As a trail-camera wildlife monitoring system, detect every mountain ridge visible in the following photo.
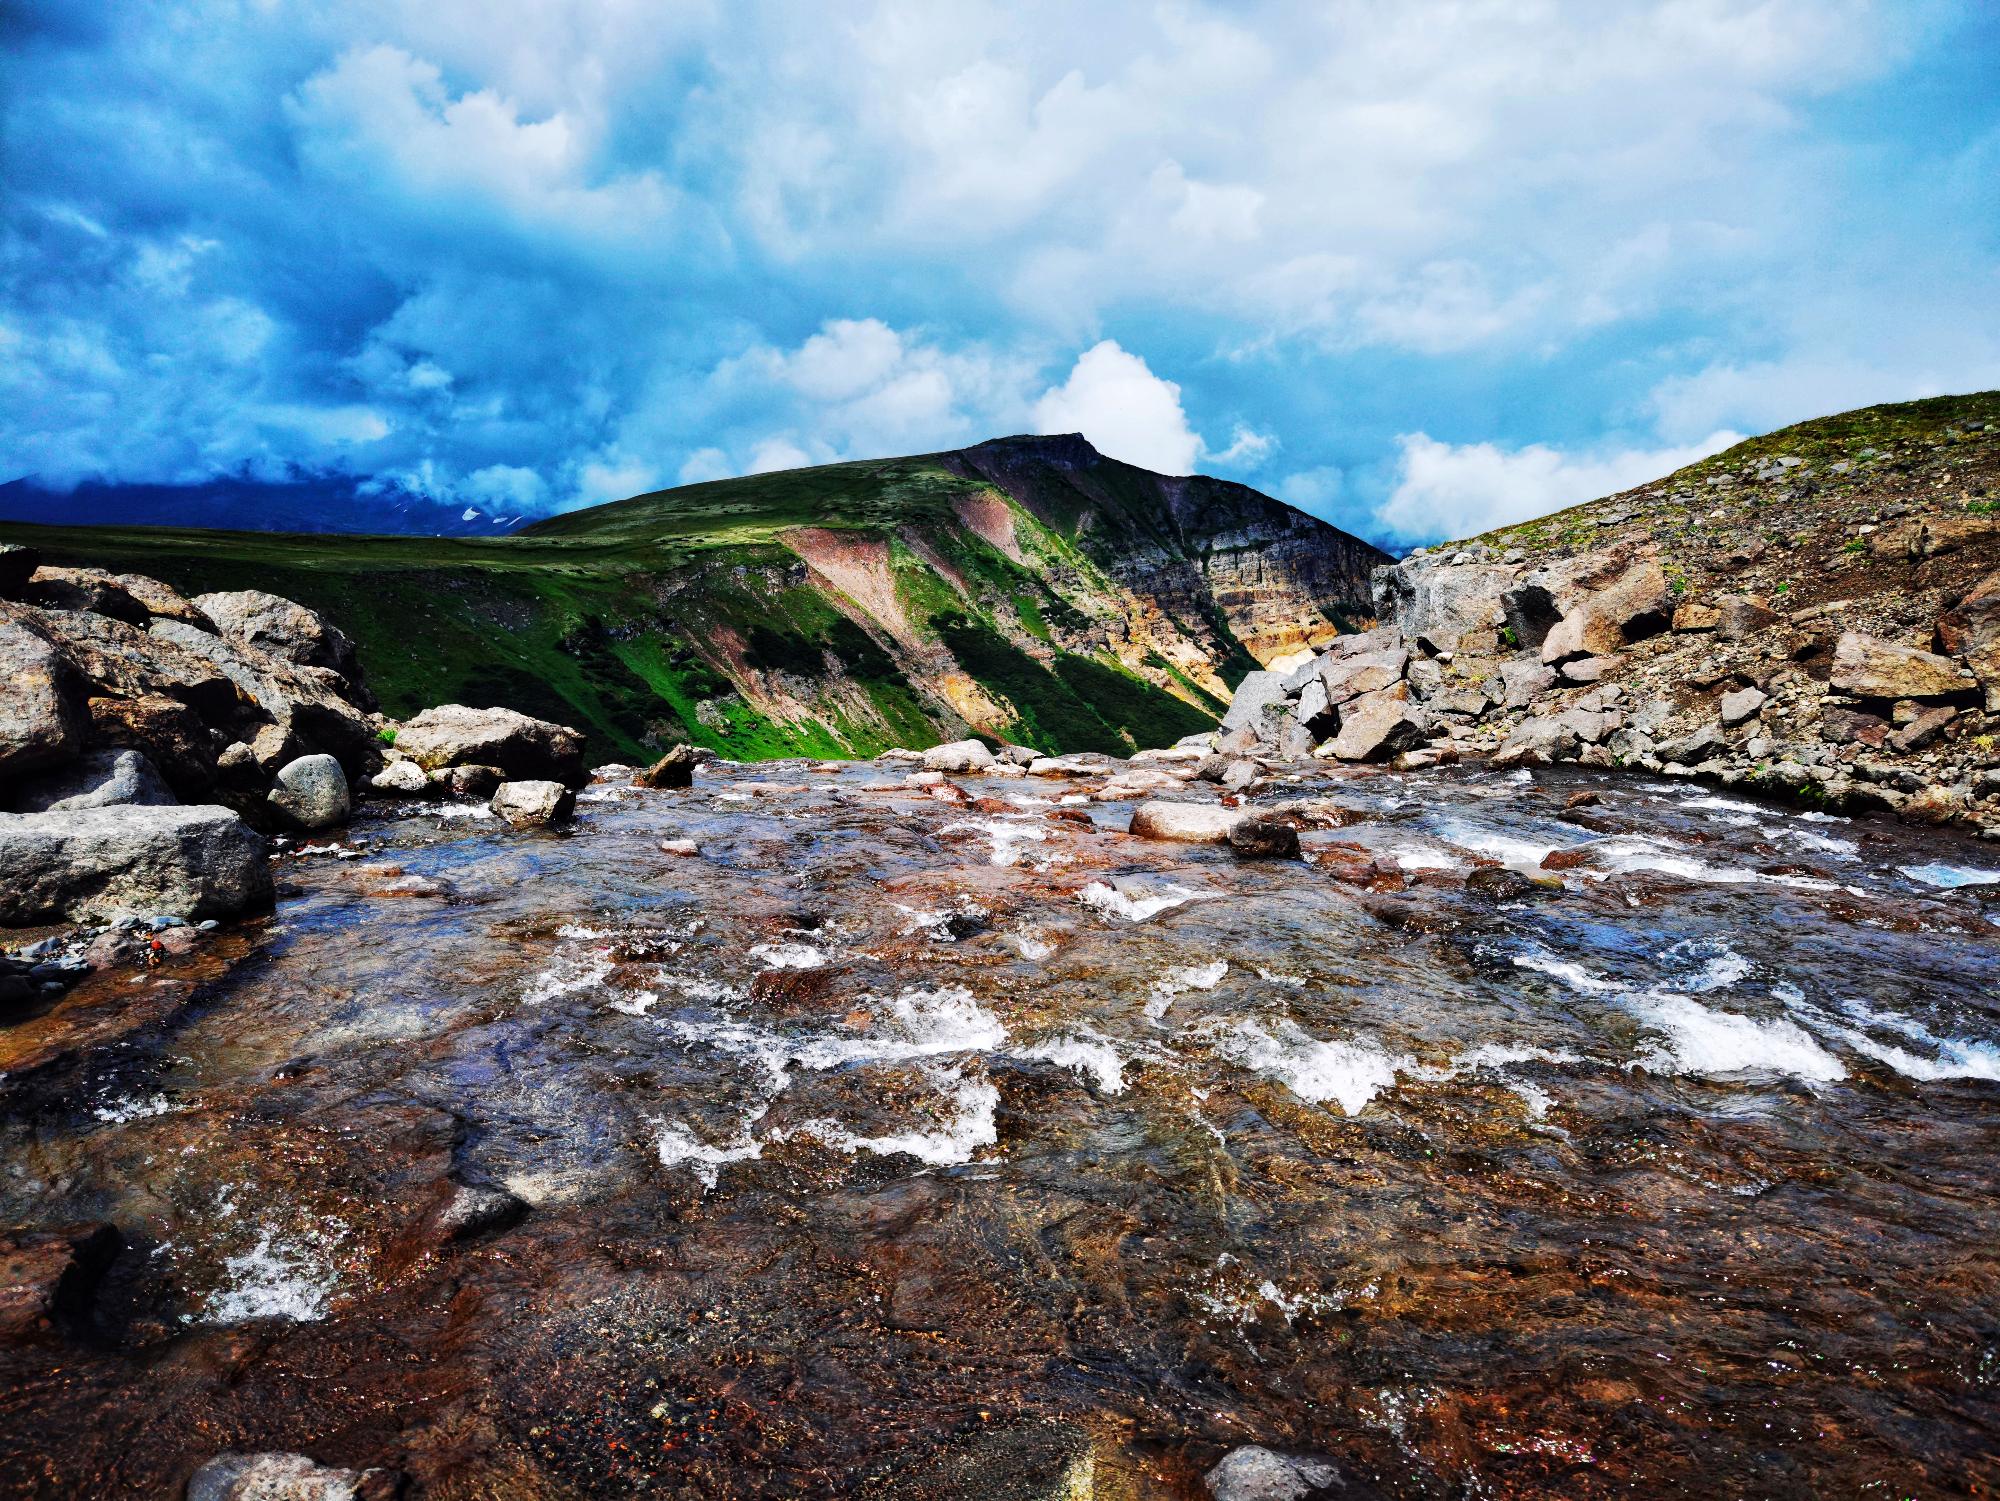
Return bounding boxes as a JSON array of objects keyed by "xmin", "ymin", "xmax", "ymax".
[{"xmin": 0, "ymin": 434, "xmax": 1389, "ymax": 763}]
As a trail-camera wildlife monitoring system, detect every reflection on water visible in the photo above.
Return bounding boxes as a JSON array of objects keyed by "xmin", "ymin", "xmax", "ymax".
[{"xmin": 2, "ymin": 759, "xmax": 1998, "ymax": 1498}]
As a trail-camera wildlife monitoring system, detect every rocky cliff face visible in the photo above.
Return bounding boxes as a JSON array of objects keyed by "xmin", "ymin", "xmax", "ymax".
[{"xmin": 1213, "ymin": 392, "xmax": 2000, "ymax": 836}]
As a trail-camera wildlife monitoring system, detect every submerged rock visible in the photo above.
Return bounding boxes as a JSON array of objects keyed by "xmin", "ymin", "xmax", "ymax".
[
  {"xmin": 0, "ymin": 804, "xmax": 271, "ymax": 924},
  {"xmin": 186, "ymin": 1451, "xmax": 400, "ymax": 1501},
  {"xmin": 437, "ymin": 1182, "xmax": 529, "ymax": 1242},
  {"xmin": 1204, "ymin": 1445, "xmax": 1341, "ymax": 1501}
]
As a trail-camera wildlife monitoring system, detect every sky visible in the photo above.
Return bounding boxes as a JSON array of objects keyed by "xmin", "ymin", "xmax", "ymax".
[{"xmin": 4, "ymin": 1, "xmax": 1998, "ymax": 546}]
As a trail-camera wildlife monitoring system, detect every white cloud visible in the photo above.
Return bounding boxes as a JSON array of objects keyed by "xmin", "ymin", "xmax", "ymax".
[
  {"xmin": 1375, "ymin": 429, "xmax": 1742, "ymax": 542},
  {"xmin": 1277, "ymin": 465, "xmax": 1344, "ymax": 515},
  {"xmin": 746, "ymin": 437, "xmax": 815, "ymax": 474},
  {"xmin": 677, "ymin": 447, "xmax": 733, "ymax": 485},
  {"xmin": 1033, "ymin": 340, "xmax": 1203, "ymax": 474}
]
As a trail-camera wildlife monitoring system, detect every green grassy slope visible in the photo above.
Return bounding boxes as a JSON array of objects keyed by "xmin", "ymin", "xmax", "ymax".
[{"xmin": 1, "ymin": 437, "xmax": 1382, "ymax": 762}]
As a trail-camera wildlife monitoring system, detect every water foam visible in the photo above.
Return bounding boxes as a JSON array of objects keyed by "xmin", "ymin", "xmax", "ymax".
[
  {"xmin": 1204, "ymin": 1017, "xmax": 1410, "ymax": 1116},
  {"xmin": 1079, "ymin": 880, "xmax": 1211, "ymax": 922},
  {"xmin": 1145, "ymin": 960, "xmax": 1229, "ymax": 1022},
  {"xmin": 1900, "ymin": 862, "xmax": 2000, "ymax": 890},
  {"xmin": 1016, "ymin": 1030, "xmax": 1128, "ymax": 1093},
  {"xmin": 783, "ymin": 1066, "xmax": 999, "ymax": 1166}
]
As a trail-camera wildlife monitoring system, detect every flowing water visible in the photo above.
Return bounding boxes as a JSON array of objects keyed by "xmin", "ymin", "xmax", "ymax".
[{"xmin": 2, "ymin": 760, "xmax": 1997, "ymax": 1498}]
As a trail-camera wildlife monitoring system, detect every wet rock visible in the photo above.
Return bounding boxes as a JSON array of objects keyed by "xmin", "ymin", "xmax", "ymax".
[
  {"xmin": 0, "ymin": 606, "xmax": 84, "ymax": 778},
  {"xmin": 1831, "ymin": 632, "xmax": 1973, "ymax": 702},
  {"xmin": 1324, "ymin": 690, "xmax": 1428, "ymax": 762},
  {"xmin": 1720, "ymin": 686, "xmax": 1768, "ymax": 726},
  {"xmin": 395, "ymin": 704, "xmax": 586, "ymax": 786},
  {"xmin": 1204, "ymin": 1444, "xmax": 1341, "ymax": 1501},
  {"xmin": 1128, "ymin": 801, "xmax": 1244, "ymax": 843},
  {"xmin": 1902, "ymin": 783, "xmax": 1966, "ymax": 824},
  {"xmin": 637, "ymin": 743, "xmax": 699, "ymax": 788},
  {"xmin": 0, "ymin": 804, "xmax": 271, "ymax": 924},
  {"xmin": 0, "ymin": 541, "xmax": 37, "ymax": 598},
  {"xmin": 0, "ymin": 1223, "xmax": 123, "ymax": 1340},
  {"xmin": 9, "ymin": 747, "xmax": 176, "ymax": 813},
  {"xmin": 1229, "ymin": 818, "xmax": 1301, "ymax": 859},
  {"xmin": 657, "ymin": 837, "xmax": 700, "ymax": 856},
  {"xmin": 268, "ymin": 753, "xmax": 351, "ymax": 831},
  {"xmin": 1465, "ymin": 865, "xmax": 1563, "ymax": 900},
  {"xmin": 922, "ymin": 738, "xmax": 995, "ymax": 774},
  {"xmin": 1714, "ymin": 594, "xmax": 1783, "ymax": 641},
  {"xmin": 367, "ymin": 758, "xmax": 431, "ymax": 796},
  {"xmin": 871, "ymin": 1417, "xmax": 1095, "ymax": 1501},
  {"xmin": 490, "ymin": 779, "xmax": 575, "ymax": 828},
  {"xmin": 193, "ymin": 589, "xmax": 361, "ymax": 681},
  {"xmin": 185, "ymin": 1451, "xmax": 401, "ymax": 1501},
  {"xmin": 437, "ymin": 1182, "xmax": 528, "ymax": 1242}
]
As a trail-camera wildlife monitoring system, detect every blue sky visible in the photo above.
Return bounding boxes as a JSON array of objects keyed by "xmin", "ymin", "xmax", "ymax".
[{"xmin": 4, "ymin": 1, "xmax": 1997, "ymax": 545}]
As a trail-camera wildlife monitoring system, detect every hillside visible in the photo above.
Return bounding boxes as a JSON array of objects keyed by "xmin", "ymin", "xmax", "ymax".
[
  {"xmin": 1222, "ymin": 390, "xmax": 2000, "ymax": 831},
  {"xmin": 0, "ymin": 435, "xmax": 1388, "ymax": 763}
]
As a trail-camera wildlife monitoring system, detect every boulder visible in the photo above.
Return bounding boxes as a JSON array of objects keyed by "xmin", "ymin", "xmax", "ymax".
[
  {"xmin": 1499, "ymin": 659, "xmax": 1557, "ymax": 709},
  {"xmin": 23, "ymin": 566, "xmax": 151, "ymax": 625},
  {"xmin": 996, "ymin": 743, "xmax": 1038, "ymax": 767},
  {"xmin": 1219, "ymin": 671, "xmax": 1289, "ymax": 734},
  {"xmin": 490, "ymin": 779, "xmax": 575, "ymax": 827},
  {"xmin": 115, "ymin": 574, "xmax": 215, "ymax": 628},
  {"xmin": 637, "ymin": 743, "xmax": 699, "ymax": 788},
  {"xmin": 194, "ymin": 589, "xmax": 361, "ymax": 681},
  {"xmin": 1890, "ymin": 704, "xmax": 1956, "ymax": 753},
  {"xmin": 1659, "ymin": 723, "xmax": 1726, "ymax": 765},
  {"xmin": 1324, "ymin": 690, "xmax": 1428, "ymax": 762},
  {"xmin": 10, "ymin": 748, "xmax": 176, "ymax": 813},
  {"xmin": 1316, "ymin": 645, "xmax": 1409, "ymax": 704},
  {"xmin": 1821, "ymin": 706, "xmax": 1891, "ymax": 748},
  {"xmin": 268, "ymin": 753, "xmax": 351, "ymax": 831},
  {"xmin": 1293, "ymin": 678, "xmax": 1335, "ymax": 735},
  {"xmin": 1493, "ymin": 715, "xmax": 1583, "ymax": 767},
  {"xmin": 0, "ymin": 606, "xmax": 84, "ymax": 777},
  {"xmin": 1128, "ymin": 801, "xmax": 1244, "ymax": 843},
  {"xmin": 394, "ymin": 705, "xmax": 586, "ymax": 785},
  {"xmin": 1559, "ymin": 654, "xmax": 1615, "ymax": 685},
  {"xmin": 186, "ymin": 1451, "xmax": 399, "ymax": 1501},
  {"xmin": 1713, "ymin": 594, "xmax": 1783, "ymax": 642},
  {"xmin": 0, "ymin": 804, "xmax": 270, "ymax": 924},
  {"xmin": 367, "ymin": 758, "xmax": 431, "ymax": 796},
  {"xmin": 1538, "ymin": 554, "xmax": 1671, "ymax": 664},
  {"xmin": 1719, "ymin": 686, "xmax": 1767, "ymax": 726},
  {"xmin": 0, "ymin": 542, "xmax": 38, "ymax": 598},
  {"xmin": 1204, "ymin": 1445, "xmax": 1340, "ymax": 1501},
  {"xmin": 1373, "ymin": 559, "xmax": 1513, "ymax": 655},
  {"xmin": 1672, "ymin": 602, "xmax": 1720, "ymax": 632},
  {"xmin": 922, "ymin": 738, "xmax": 996, "ymax": 774},
  {"xmin": 1831, "ymin": 632, "xmax": 1973, "ymax": 702},
  {"xmin": 443, "ymin": 764, "xmax": 503, "ymax": 799},
  {"xmin": 147, "ymin": 619, "xmax": 377, "ymax": 769},
  {"xmin": 1937, "ymin": 569, "xmax": 2000, "ymax": 709},
  {"xmin": 0, "ymin": 1223, "xmax": 123, "ymax": 1340},
  {"xmin": 87, "ymin": 693, "xmax": 223, "ymax": 796}
]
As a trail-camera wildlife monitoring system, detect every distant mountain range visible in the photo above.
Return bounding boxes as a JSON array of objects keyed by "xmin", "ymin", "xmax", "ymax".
[
  {"xmin": 0, "ymin": 475, "xmax": 525, "ymax": 537},
  {"xmin": 0, "ymin": 436, "xmax": 1389, "ymax": 761}
]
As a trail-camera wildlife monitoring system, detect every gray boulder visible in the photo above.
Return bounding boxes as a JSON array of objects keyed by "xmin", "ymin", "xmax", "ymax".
[
  {"xmin": 922, "ymin": 737, "xmax": 996, "ymax": 774},
  {"xmin": 0, "ymin": 804, "xmax": 271, "ymax": 924},
  {"xmin": 148, "ymin": 619, "xmax": 377, "ymax": 768},
  {"xmin": 22, "ymin": 566, "xmax": 152, "ymax": 625},
  {"xmin": 1831, "ymin": 631, "xmax": 1974, "ymax": 701},
  {"xmin": 394, "ymin": 704, "xmax": 586, "ymax": 785},
  {"xmin": 194, "ymin": 589, "xmax": 361, "ymax": 680},
  {"xmin": 1324, "ymin": 689, "xmax": 1428, "ymax": 762},
  {"xmin": 490, "ymin": 779, "xmax": 575, "ymax": 827},
  {"xmin": 1373, "ymin": 559, "xmax": 1514, "ymax": 654},
  {"xmin": 11, "ymin": 748, "xmax": 176, "ymax": 813},
  {"xmin": 1316, "ymin": 645, "xmax": 1408, "ymax": 704},
  {"xmin": 1719, "ymin": 686, "xmax": 1767, "ymax": 726},
  {"xmin": 268, "ymin": 753, "xmax": 351, "ymax": 831},
  {"xmin": 1220, "ymin": 670, "xmax": 1288, "ymax": 734},
  {"xmin": 0, "ymin": 606, "xmax": 83, "ymax": 777},
  {"xmin": 1493, "ymin": 714, "xmax": 1583, "ymax": 767},
  {"xmin": 1713, "ymin": 594, "xmax": 1783, "ymax": 641},
  {"xmin": 1499, "ymin": 659, "xmax": 1556, "ymax": 709},
  {"xmin": 1204, "ymin": 1445, "xmax": 1340, "ymax": 1501}
]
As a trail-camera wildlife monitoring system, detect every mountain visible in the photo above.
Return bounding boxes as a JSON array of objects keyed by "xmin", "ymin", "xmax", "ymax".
[
  {"xmin": 0, "ymin": 475, "xmax": 525, "ymax": 536},
  {"xmin": 0, "ymin": 435, "xmax": 1390, "ymax": 762}
]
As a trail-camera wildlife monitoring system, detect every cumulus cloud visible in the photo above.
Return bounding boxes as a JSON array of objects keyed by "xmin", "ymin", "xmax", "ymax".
[
  {"xmin": 1375, "ymin": 430, "xmax": 1742, "ymax": 543},
  {"xmin": 1033, "ymin": 341, "xmax": 1203, "ymax": 474}
]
